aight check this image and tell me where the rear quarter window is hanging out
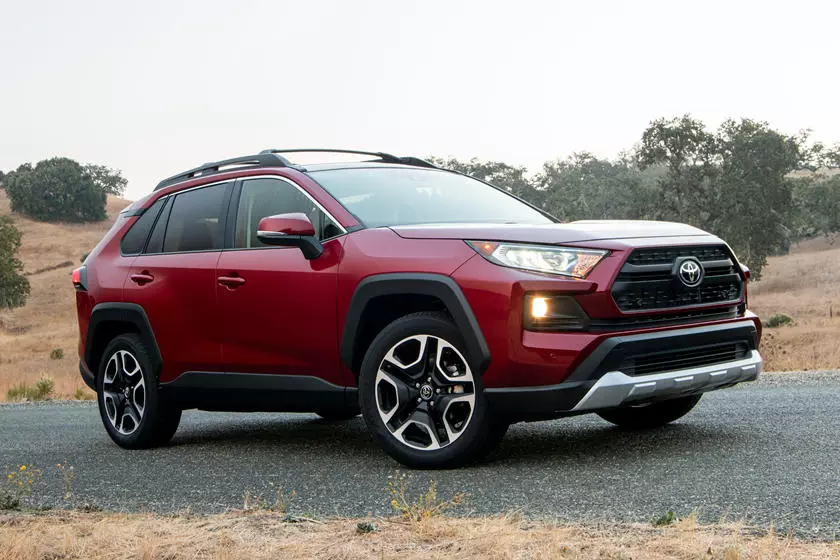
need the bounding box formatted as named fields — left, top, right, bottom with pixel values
left=120, top=198, right=166, bottom=255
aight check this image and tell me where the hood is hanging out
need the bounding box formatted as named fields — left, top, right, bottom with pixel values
left=389, top=220, right=713, bottom=245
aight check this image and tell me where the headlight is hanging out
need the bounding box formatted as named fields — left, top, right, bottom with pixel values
left=467, top=241, right=607, bottom=278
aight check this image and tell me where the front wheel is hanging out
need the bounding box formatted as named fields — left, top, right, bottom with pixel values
left=596, top=394, right=702, bottom=429
left=359, top=312, right=502, bottom=469
left=96, top=334, right=181, bottom=449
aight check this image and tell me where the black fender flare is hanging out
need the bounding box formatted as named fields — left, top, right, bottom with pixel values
left=85, top=302, right=163, bottom=377
left=340, top=273, right=491, bottom=374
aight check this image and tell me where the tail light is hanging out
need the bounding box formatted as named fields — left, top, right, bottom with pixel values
left=72, top=266, right=87, bottom=291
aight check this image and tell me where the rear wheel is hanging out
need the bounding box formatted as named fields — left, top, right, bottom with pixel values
left=359, top=312, right=502, bottom=469
left=96, top=334, right=181, bottom=449
left=596, top=394, right=702, bottom=429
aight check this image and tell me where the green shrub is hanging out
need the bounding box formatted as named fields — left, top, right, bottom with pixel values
left=653, top=510, right=678, bottom=526
left=0, top=216, right=29, bottom=309
left=765, top=313, right=793, bottom=328
left=4, top=158, right=106, bottom=222
left=7, top=376, right=55, bottom=401
left=34, top=376, right=54, bottom=399
left=50, top=348, right=64, bottom=360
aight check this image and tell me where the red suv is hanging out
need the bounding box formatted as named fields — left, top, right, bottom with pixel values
left=73, top=149, right=763, bottom=468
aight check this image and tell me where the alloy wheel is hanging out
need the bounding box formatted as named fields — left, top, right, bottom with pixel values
left=375, top=335, right=475, bottom=451
left=102, top=350, right=146, bottom=435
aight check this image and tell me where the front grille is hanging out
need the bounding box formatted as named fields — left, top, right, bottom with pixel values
left=612, top=245, right=744, bottom=312
left=619, top=341, right=751, bottom=376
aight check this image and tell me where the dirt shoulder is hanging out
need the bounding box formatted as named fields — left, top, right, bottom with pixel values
left=1, top=510, right=838, bottom=560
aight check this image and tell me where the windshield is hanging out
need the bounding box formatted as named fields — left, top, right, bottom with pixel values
left=307, top=167, right=553, bottom=228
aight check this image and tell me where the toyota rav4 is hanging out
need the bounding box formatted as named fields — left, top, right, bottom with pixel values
left=73, top=149, right=763, bottom=468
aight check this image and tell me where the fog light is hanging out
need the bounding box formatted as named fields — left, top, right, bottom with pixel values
left=523, top=294, right=589, bottom=331
left=531, top=296, right=549, bottom=318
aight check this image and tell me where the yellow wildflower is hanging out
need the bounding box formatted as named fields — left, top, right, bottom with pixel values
left=19, top=465, right=26, bottom=471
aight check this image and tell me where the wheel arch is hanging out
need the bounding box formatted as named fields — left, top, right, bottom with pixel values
left=85, top=303, right=163, bottom=379
left=340, top=273, right=491, bottom=377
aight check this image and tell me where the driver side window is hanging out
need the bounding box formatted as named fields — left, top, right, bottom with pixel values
left=234, top=178, right=342, bottom=249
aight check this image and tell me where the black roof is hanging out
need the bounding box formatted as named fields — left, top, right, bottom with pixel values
left=154, top=149, right=439, bottom=190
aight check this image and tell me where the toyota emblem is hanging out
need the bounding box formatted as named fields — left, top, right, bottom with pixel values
left=678, top=259, right=703, bottom=287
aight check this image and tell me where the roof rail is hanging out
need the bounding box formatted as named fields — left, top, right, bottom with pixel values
left=155, top=153, right=293, bottom=190
left=155, top=149, right=440, bottom=190
left=259, top=149, right=439, bottom=169
left=259, top=148, right=402, bottom=162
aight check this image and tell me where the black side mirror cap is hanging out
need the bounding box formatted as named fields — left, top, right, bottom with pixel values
left=256, top=232, right=324, bottom=260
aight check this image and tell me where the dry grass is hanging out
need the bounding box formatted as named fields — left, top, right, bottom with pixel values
left=0, top=511, right=838, bottom=560
left=0, top=190, right=130, bottom=400
left=750, top=235, right=840, bottom=371
left=0, top=186, right=837, bottom=401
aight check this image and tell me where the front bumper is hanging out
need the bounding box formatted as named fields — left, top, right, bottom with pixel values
left=486, top=320, right=761, bottom=421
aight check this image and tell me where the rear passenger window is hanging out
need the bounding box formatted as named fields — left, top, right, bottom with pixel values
left=162, top=183, right=230, bottom=253
left=120, top=198, right=165, bottom=255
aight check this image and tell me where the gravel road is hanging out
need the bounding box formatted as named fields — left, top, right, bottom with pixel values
left=1, top=371, right=839, bottom=537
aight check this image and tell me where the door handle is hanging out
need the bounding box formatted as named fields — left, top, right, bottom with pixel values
left=217, top=275, right=246, bottom=288
left=130, top=272, right=154, bottom=285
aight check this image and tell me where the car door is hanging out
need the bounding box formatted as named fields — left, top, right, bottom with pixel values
left=216, top=176, right=348, bottom=386
left=123, top=181, right=233, bottom=383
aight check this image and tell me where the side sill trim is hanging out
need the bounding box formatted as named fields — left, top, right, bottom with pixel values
left=160, top=372, right=358, bottom=413
left=79, top=361, right=96, bottom=391
left=161, top=371, right=347, bottom=392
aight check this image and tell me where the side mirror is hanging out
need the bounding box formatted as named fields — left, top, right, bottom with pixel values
left=256, top=213, right=323, bottom=260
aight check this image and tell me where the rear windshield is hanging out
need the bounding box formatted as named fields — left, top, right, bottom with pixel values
left=308, top=167, right=553, bottom=228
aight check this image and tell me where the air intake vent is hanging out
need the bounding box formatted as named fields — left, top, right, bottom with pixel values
left=619, top=341, right=751, bottom=376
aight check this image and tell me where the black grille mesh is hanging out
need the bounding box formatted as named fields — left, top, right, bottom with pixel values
left=627, top=245, right=730, bottom=265
left=612, top=245, right=743, bottom=312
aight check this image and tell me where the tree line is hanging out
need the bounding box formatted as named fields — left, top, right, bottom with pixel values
left=1, top=116, right=839, bottom=311
left=432, top=115, right=840, bottom=278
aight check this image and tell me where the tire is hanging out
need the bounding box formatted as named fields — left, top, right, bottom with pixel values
left=96, top=334, right=181, bottom=449
left=359, top=311, right=501, bottom=469
left=596, top=394, right=702, bottom=429
left=315, top=409, right=360, bottom=421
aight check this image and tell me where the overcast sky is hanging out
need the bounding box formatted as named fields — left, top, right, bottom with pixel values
left=2, top=0, right=838, bottom=200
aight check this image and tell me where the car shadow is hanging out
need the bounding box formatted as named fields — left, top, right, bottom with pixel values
left=168, top=413, right=377, bottom=451
left=481, top=420, right=743, bottom=467
left=164, top=412, right=741, bottom=469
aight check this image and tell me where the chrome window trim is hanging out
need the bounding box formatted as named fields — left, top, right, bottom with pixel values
left=135, top=174, right=346, bottom=256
